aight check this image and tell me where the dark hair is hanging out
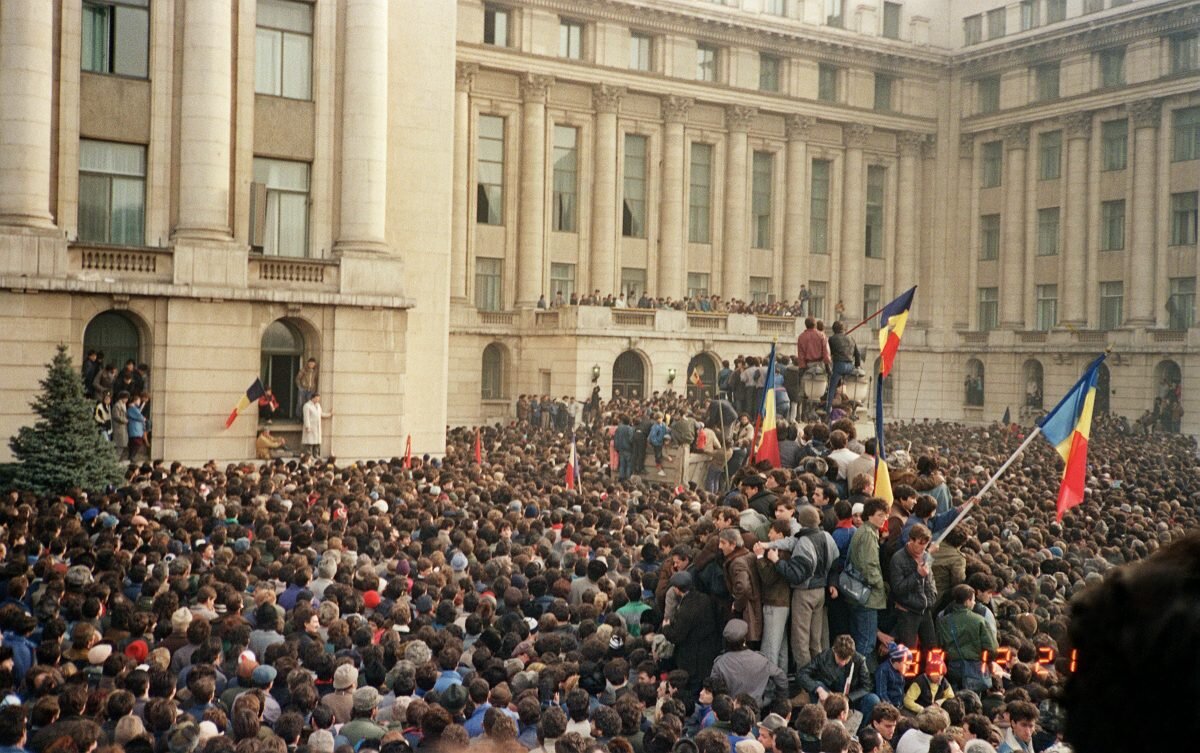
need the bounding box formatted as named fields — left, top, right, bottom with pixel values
left=0, top=706, right=26, bottom=746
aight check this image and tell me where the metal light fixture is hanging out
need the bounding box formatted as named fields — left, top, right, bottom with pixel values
left=801, top=366, right=829, bottom=401
left=591, top=365, right=601, bottom=382
left=667, top=368, right=677, bottom=384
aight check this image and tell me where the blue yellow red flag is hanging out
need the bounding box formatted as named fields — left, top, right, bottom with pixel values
left=225, top=378, right=266, bottom=429
left=877, top=286, right=917, bottom=379
left=1037, top=354, right=1106, bottom=520
left=753, top=344, right=781, bottom=467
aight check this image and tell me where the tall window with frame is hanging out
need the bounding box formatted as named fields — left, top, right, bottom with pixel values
left=752, top=152, right=774, bottom=249
left=810, top=159, right=831, bottom=254
left=1035, top=62, right=1060, bottom=101
left=623, top=134, right=647, bottom=238
left=1168, top=278, right=1196, bottom=331
left=475, top=258, right=503, bottom=311
left=1046, top=0, right=1066, bottom=23
left=1099, top=282, right=1123, bottom=330
left=865, top=165, right=886, bottom=258
left=552, top=126, right=578, bottom=233
left=1172, top=106, right=1200, bottom=162
left=78, top=139, right=146, bottom=246
left=1038, top=130, right=1061, bottom=180
left=1099, top=47, right=1125, bottom=88
left=251, top=157, right=311, bottom=258
left=987, top=8, right=1006, bottom=39
left=81, top=0, right=149, bottom=78
left=1083, top=0, right=1104, bottom=13
left=981, top=141, right=1003, bottom=188
left=750, top=277, right=773, bottom=304
left=630, top=32, right=652, bottom=71
left=1101, top=119, right=1127, bottom=171
left=559, top=19, right=583, bottom=59
left=484, top=4, right=510, bottom=47
left=1170, top=32, right=1199, bottom=74
left=977, top=288, right=999, bottom=331
left=978, top=76, right=1000, bottom=114
left=1036, top=285, right=1058, bottom=331
left=759, top=54, right=781, bottom=93
left=1101, top=200, right=1125, bottom=251
left=818, top=64, right=839, bottom=102
left=476, top=115, right=505, bottom=225
left=697, top=43, right=718, bottom=82
left=964, top=15, right=983, bottom=45
left=687, top=273, right=710, bottom=298
left=1037, top=207, right=1060, bottom=256
left=874, top=74, right=895, bottom=112
left=980, top=214, right=1000, bottom=260
left=862, top=285, right=882, bottom=323
left=550, top=263, right=576, bottom=301
left=766, top=0, right=787, bottom=16
left=621, top=268, right=647, bottom=299
left=689, top=143, right=713, bottom=244
left=255, top=0, right=313, bottom=99
left=883, top=3, right=902, bottom=39
left=808, top=281, right=827, bottom=319
left=826, top=0, right=844, bottom=27
left=481, top=344, right=505, bottom=400
left=1020, top=0, right=1038, bottom=31
left=1171, top=192, right=1198, bottom=246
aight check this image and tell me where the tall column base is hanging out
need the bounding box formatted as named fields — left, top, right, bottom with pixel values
left=0, top=224, right=67, bottom=278
left=171, top=236, right=248, bottom=288
left=334, top=242, right=403, bottom=297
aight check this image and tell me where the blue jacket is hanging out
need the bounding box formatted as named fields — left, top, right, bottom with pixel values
left=874, top=662, right=906, bottom=706
left=614, top=424, right=635, bottom=453
left=126, top=404, right=146, bottom=438
left=4, top=633, right=35, bottom=682
left=648, top=423, right=668, bottom=447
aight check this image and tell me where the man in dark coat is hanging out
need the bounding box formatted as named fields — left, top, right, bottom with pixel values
left=797, top=634, right=880, bottom=725
left=662, top=572, right=721, bottom=697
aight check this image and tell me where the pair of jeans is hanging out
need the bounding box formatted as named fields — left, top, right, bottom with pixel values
left=849, top=604, right=879, bottom=659
left=826, top=361, right=857, bottom=416
left=617, top=451, right=633, bottom=480
left=790, top=587, right=828, bottom=672
left=760, top=604, right=790, bottom=674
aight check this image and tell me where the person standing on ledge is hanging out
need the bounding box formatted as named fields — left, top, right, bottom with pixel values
left=302, top=393, right=332, bottom=457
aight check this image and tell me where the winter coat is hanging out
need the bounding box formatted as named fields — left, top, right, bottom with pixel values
left=302, top=400, right=327, bottom=445
left=663, top=590, right=722, bottom=690
left=848, top=523, right=887, bottom=609
left=937, top=603, right=998, bottom=662
left=111, top=401, right=129, bottom=448
left=722, top=547, right=763, bottom=641
left=888, top=547, right=938, bottom=614
left=931, top=544, right=967, bottom=597
left=797, top=647, right=873, bottom=702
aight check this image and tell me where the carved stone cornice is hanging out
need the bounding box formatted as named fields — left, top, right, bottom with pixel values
left=725, top=105, right=758, bottom=132
left=959, top=134, right=976, bottom=160
left=662, top=95, right=694, bottom=125
left=898, top=131, right=926, bottom=157
left=456, top=62, right=479, bottom=92
left=1001, top=124, right=1030, bottom=151
left=520, top=73, right=554, bottom=104
left=1062, top=112, right=1093, bottom=140
left=922, top=135, right=938, bottom=160
left=592, top=84, right=625, bottom=114
left=844, top=123, right=873, bottom=149
left=1129, top=98, right=1161, bottom=129
left=785, top=114, right=817, bottom=140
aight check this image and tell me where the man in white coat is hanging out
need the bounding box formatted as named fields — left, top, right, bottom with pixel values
left=302, top=393, right=333, bottom=457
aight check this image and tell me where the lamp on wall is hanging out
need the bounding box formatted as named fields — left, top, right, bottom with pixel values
left=591, top=365, right=601, bottom=382
left=667, top=368, right=677, bottom=384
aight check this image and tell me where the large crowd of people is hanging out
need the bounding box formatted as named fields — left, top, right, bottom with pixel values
left=0, top=377, right=1196, bottom=753
left=536, top=285, right=834, bottom=320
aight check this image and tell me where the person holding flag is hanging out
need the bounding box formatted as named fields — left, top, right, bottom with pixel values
left=752, top=344, right=781, bottom=468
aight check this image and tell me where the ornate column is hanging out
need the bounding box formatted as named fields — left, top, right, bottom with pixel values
left=1060, top=112, right=1091, bottom=326
left=336, top=0, right=389, bottom=253
left=658, top=96, right=692, bottom=301
left=782, top=115, right=815, bottom=300
left=450, top=63, right=478, bottom=301
left=0, top=0, right=55, bottom=228
left=894, top=132, right=924, bottom=296
left=176, top=0, right=234, bottom=239
left=516, top=73, right=553, bottom=306
left=722, top=105, right=756, bottom=302
left=590, top=85, right=624, bottom=298
left=956, top=134, right=976, bottom=330
left=1000, top=124, right=1029, bottom=328
left=1127, top=99, right=1160, bottom=325
left=839, top=124, right=872, bottom=321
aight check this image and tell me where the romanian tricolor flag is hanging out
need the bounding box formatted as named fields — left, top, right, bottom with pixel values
left=877, top=286, right=917, bottom=379
left=690, top=367, right=704, bottom=388
left=474, top=428, right=483, bottom=464
left=752, top=344, right=781, bottom=467
left=225, top=378, right=266, bottom=428
left=565, top=433, right=579, bottom=490
left=873, top=373, right=893, bottom=503
left=1038, top=354, right=1106, bottom=520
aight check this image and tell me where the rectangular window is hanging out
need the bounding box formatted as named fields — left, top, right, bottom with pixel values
left=687, top=273, right=710, bottom=298
left=1101, top=119, right=1128, bottom=171
left=1171, top=33, right=1199, bottom=74
left=750, top=277, right=773, bottom=304
left=826, top=0, right=844, bottom=27
left=697, top=43, right=718, bottom=82
left=818, top=64, right=839, bottom=102
left=559, top=19, right=583, bottom=59
left=981, top=141, right=1003, bottom=188
left=980, top=214, right=1001, bottom=260
left=766, top=0, right=787, bottom=16
left=978, top=287, right=999, bottom=331
left=1099, top=281, right=1123, bottom=330
left=1037, top=207, right=1060, bottom=256
left=883, top=2, right=902, bottom=39
left=1046, top=0, right=1066, bottom=23
left=809, top=281, right=828, bottom=319
left=987, top=8, right=1006, bottom=39
left=255, top=0, right=313, bottom=99
left=978, top=76, right=1000, bottom=114
left=621, top=267, right=647, bottom=299
left=476, top=115, right=505, bottom=225
left=1172, top=106, right=1200, bottom=162
left=552, top=125, right=578, bottom=233
left=964, top=15, right=983, bottom=46
left=810, top=159, right=831, bottom=254
left=863, top=285, right=882, bottom=322
left=1020, top=0, right=1038, bottom=31
left=1036, top=285, right=1058, bottom=330
left=1039, top=131, right=1061, bottom=180
left=251, top=157, right=310, bottom=257
left=475, top=257, right=503, bottom=311
left=874, top=74, right=895, bottom=112
left=484, top=4, right=510, bottom=47
left=1168, top=277, right=1195, bottom=331
left=550, top=263, right=576, bottom=301
left=1172, top=192, right=1199, bottom=246
left=759, top=54, right=781, bottom=92
left=630, top=32, right=652, bottom=71
left=81, top=0, right=149, bottom=78
left=1083, top=0, right=1104, bottom=13
left=1101, top=200, right=1125, bottom=251
left=1035, top=62, right=1060, bottom=101
left=689, top=143, right=713, bottom=243
left=866, top=165, right=886, bottom=258
left=623, top=134, right=647, bottom=238
left=752, top=151, right=774, bottom=249
left=78, top=139, right=146, bottom=246
left=1099, top=47, right=1125, bottom=88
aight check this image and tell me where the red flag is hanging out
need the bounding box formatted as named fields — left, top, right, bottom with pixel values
left=751, top=345, right=781, bottom=468
left=565, top=436, right=578, bottom=491
left=474, top=428, right=483, bottom=464
left=402, top=435, right=412, bottom=469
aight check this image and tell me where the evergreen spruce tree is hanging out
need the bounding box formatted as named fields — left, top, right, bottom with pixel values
left=9, top=345, right=123, bottom=495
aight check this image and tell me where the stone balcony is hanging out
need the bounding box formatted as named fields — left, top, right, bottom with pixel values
left=69, top=243, right=174, bottom=284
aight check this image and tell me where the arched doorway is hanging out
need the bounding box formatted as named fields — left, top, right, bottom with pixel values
left=481, top=343, right=507, bottom=400
left=1023, top=359, right=1044, bottom=411
left=686, top=353, right=720, bottom=402
left=84, top=311, right=141, bottom=374
left=1095, top=363, right=1111, bottom=415
left=612, top=351, right=646, bottom=400
left=261, top=319, right=305, bottom=418
left=965, top=359, right=985, bottom=407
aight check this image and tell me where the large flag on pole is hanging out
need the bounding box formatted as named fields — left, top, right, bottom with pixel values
left=225, top=378, right=266, bottom=428
left=565, top=433, right=579, bottom=490
left=474, top=428, right=483, bottom=464
left=1037, top=354, right=1106, bottom=520
left=753, top=344, right=781, bottom=467
left=877, top=286, right=917, bottom=379
left=873, top=372, right=893, bottom=503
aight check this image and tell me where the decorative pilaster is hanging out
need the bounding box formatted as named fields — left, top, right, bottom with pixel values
left=1060, top=112, right=1091, bottom=325
left=783, top=116, right=817, bottom=298
left=516, top=74, right=553, bottom=306
left=1128, top=99, right=1160, bottom=324
left=839, top=124, right=872, bottom=319
left=659, top=97, right=692, bottom=300
left=591, top=85, right=625, bottom=297
left=1000, top=124, right=1029, bottom=328
left=958, top=133, right=975, bottom=161
left=450, top=62, right=478, bottom=301
left=722, top=106, right=756, bottom=301
left=895, top=132, right=924, bottom=295
left=0, top=0, right=55, bottom=228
